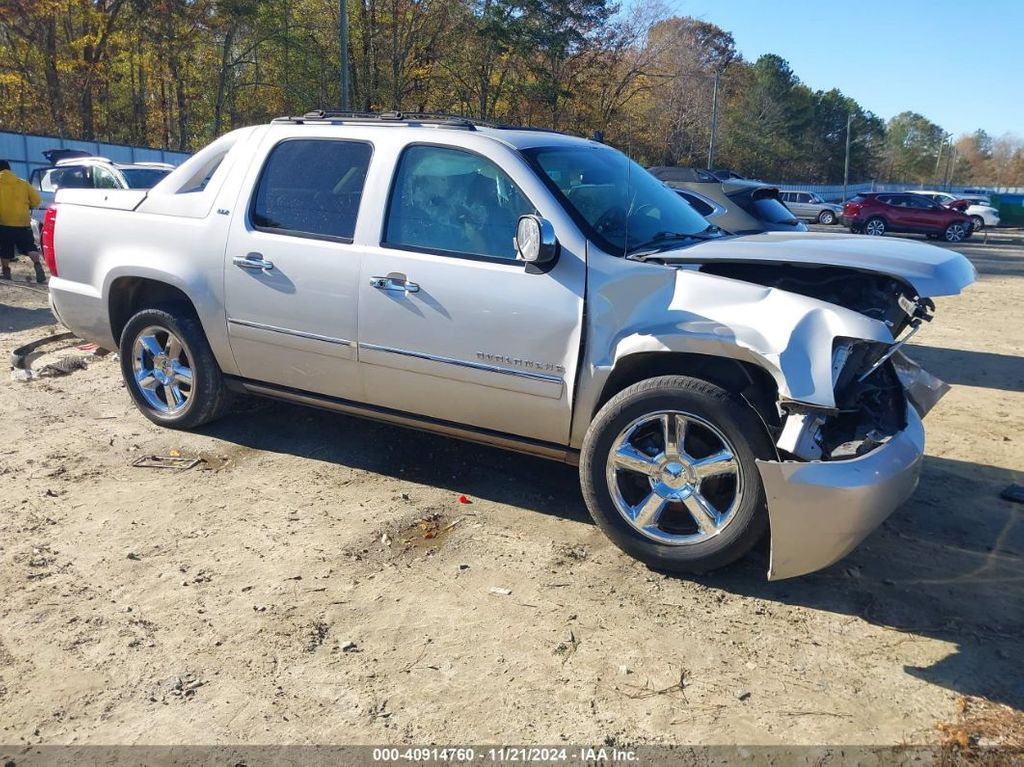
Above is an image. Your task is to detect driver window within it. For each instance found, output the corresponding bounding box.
[384,145,533,261]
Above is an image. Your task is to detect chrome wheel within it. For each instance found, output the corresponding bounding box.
[865,218,886,236]
[819,210,835,225]
[971,215,984,232]
[945,222,966,242]
[605,411,744,546]
[132,325,194,415]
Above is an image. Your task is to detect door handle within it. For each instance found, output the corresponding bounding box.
[233,253,275,272]
[370,275,419,293]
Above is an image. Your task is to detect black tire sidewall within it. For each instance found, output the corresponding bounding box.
[819,210,835,224]
[580,376,773,574]
[866,217,885,235]
[118,306,227,429]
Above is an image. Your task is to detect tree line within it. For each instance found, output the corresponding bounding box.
[1,0,1021,186]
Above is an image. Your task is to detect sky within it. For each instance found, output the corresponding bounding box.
[675,0,1024,138]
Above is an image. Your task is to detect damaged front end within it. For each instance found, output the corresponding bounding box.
[759,328,951,581]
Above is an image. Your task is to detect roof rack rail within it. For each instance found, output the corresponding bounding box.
[272,110,478,130]
[270,110,564,135]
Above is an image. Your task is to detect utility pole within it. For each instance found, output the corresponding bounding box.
[707,70,721,170]
[339,0,350,110]
[934,134,947,183]
[842,111,852,203]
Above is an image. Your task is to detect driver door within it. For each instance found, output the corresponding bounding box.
[356,144,585,446]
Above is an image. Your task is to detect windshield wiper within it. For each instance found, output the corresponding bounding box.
[626,227,721,259]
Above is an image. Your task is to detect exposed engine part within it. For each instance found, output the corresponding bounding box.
[776,412,825,460]
[698,262,919,330]
[823,343,907,458]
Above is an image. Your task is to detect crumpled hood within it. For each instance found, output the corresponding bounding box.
[678,231,977,298]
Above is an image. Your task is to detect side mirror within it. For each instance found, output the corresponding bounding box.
[514,215,558,264]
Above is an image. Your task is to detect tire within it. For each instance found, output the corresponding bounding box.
[580,375,773,575]
[971,215,984,232]
[943,221,968,243]
[818,210,836,225]
[864,217,886,236]
[119,305,231,429]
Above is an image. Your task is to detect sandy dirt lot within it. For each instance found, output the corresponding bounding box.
[0,231,1021,748]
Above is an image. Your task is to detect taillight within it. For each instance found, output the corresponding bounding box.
[843,202,862,215]
[42,206,58,277]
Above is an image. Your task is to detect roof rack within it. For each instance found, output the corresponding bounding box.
[270,110,563,135]
[272,111,478,130]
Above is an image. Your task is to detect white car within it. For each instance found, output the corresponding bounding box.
[908,190,1000,231]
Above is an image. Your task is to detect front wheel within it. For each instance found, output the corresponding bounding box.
[580,376,773,574]
[944,221,968,242]
[971,215,985,232]
[119,306,231,429]
[818,210,836,225]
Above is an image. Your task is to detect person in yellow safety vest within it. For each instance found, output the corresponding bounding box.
[0,159,47,283]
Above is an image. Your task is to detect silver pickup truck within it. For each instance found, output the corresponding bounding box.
[44,113,975,580]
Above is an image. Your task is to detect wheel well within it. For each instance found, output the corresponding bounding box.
[596,352,781,433]
[108,277,196,345]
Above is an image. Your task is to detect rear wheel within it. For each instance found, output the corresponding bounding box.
[818,210,836,225]
[864,217,886,236]
[580,376,773,574]
[119,306,231,429]
[944,221,968,242]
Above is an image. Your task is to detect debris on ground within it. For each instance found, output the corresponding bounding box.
[131,455,203,471]
[936,695,1024,750]
[488,587,512,596]
[736,689,752,701]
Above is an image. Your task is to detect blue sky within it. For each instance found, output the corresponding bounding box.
[674,0,1024,138]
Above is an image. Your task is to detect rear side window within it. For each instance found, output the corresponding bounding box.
[676,190,715,217]
[251,139,372,242]
[734,189,797,224]
[384,145,533,261]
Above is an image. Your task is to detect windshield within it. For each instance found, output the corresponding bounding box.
[120,168,171,189]
[522,145,716,255]
[809,193,823,203]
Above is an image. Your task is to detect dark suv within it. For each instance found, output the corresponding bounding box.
[843,192,973,242]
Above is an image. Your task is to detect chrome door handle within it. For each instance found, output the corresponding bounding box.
[370,276,419,293]
[233,253,275,271]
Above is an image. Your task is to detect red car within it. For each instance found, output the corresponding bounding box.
[843,192,973,242]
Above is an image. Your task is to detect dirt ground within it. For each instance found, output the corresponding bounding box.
[0,229,1022,749]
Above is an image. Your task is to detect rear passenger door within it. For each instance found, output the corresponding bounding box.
[223,136,371,400]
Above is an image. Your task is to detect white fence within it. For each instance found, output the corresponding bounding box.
[775,181,1024,202]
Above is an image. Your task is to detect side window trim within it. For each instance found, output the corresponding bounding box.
[248,137,374,245]
[380,142,537,265]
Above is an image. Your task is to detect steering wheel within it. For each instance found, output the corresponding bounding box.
[595,203,656,237]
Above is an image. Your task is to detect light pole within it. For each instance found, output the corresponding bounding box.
[842,111,852,203]
[707,69,721,170]
[339,0,350,110]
